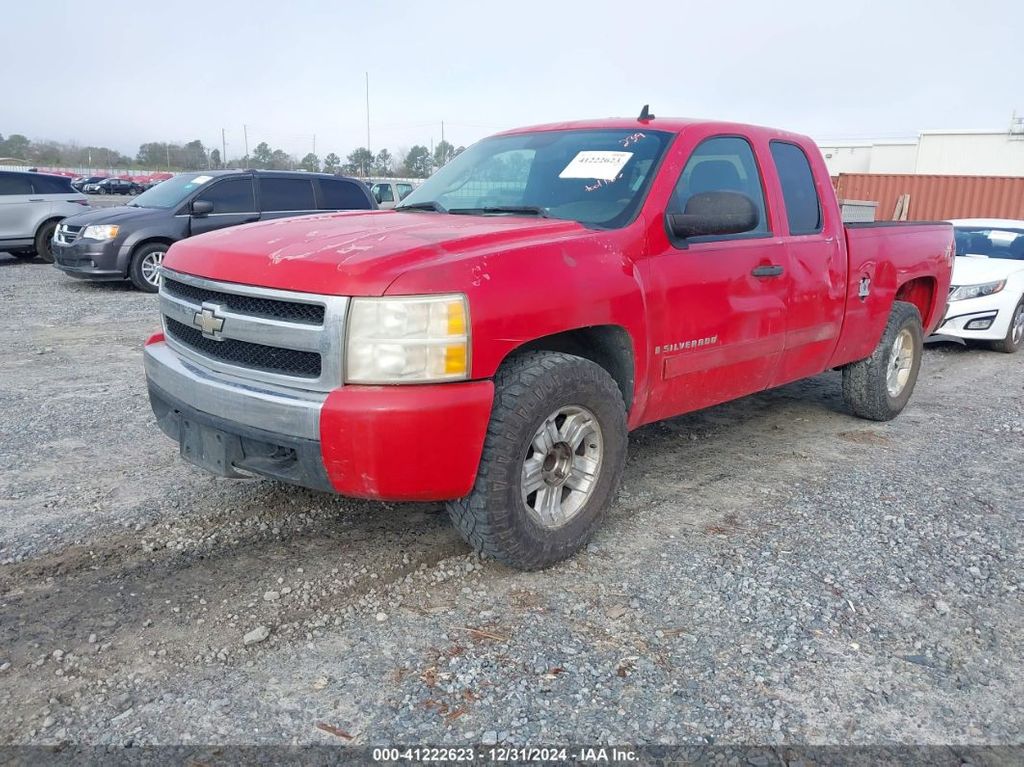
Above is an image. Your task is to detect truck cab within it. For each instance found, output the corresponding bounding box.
[144,115,953,569]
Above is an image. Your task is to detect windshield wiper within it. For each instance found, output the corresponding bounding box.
[395,201,448,213]
[449,206,549,218]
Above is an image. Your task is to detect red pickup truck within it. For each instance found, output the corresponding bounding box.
[144,115,953,569]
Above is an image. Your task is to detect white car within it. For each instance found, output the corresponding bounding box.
[934,218,1024,353]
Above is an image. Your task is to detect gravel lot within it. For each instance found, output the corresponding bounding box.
[0,254,1021,747]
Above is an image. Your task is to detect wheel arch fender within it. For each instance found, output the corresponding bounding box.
[118,234,178,275]
[498,325,638,416]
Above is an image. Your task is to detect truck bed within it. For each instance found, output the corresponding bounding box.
[829,221,954,367]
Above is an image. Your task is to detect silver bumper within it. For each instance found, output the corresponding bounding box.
[143,341,326,441]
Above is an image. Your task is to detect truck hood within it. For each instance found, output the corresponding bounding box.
[952,255,1024,285]
[63,204,164,227]
[162,210,590,295]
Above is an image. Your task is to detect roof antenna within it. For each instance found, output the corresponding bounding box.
[638,104,655,122]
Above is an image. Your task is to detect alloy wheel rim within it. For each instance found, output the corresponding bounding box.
[886,328,914,397]
[1012,305,1024,346]
[521,405,604,529]
[141,251,165,287]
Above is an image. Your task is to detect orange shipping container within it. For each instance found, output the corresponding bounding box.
[835,174,1024,222]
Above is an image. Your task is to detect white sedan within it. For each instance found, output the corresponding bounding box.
[933,218,1024,353]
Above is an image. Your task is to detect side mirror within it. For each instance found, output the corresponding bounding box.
[191,199,214,217]
[668,191,759,240]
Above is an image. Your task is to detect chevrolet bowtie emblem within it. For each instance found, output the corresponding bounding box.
[193,303,226,340]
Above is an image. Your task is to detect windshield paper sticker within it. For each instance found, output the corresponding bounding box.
[192,175,213,185]
[559,151,633,181]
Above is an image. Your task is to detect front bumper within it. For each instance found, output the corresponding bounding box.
[144,341,495,501]
[934,292,1012,341]
[52,238,124,280]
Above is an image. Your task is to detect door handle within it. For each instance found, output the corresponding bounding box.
[751,264,784,278]
[29,198,45,202]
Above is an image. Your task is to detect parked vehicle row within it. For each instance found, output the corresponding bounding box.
[72,175,166,194]
[141,114,955,570]
[51,169,377,291]
[10,115,1021,574]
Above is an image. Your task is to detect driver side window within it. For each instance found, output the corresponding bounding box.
[669,136,770,237]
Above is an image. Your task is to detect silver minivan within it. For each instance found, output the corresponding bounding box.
[0,171,89,262]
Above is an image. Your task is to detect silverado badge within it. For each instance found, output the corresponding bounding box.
[193,303,226,340]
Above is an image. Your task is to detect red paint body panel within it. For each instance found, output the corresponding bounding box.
[319,381,494,500]
[155,116,954,502]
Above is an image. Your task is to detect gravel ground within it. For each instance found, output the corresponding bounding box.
[0,256,1021,747]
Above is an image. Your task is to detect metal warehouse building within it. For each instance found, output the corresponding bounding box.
[818,120,1024,177]
[819,117,1024,220]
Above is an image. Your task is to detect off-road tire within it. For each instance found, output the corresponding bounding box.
[446,351,628,570]
[842,300,923,421]
[34,220,59,263]
[988,298,1024,354]
[128,243,166,293]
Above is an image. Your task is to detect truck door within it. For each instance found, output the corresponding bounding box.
[766,140,846,385]
[643,135,789,420]
[189,176,259,236]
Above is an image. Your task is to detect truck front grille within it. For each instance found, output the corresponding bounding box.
[165,318,322,378]
[163,277,326,325]
[158,268,349,391]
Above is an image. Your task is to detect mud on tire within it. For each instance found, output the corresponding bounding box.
[446,351,628,570]
[842,300,923,421]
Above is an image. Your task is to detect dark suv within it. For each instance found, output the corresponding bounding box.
[52,170,377,292]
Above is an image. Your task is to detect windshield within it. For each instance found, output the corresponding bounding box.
[131,173,217,209]
[954,226,1024,260]
[397,129,671,228]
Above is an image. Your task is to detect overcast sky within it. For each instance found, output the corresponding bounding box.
[4,0,1021,160]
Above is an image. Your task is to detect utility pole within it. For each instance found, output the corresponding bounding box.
[165,144,170,170]
[243,124,249,164]
[312,134,316,156]
[365,71,371,177]
[221,128,227,168]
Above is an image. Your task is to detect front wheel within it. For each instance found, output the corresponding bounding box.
[128,243,168,292]
[34,220,59,263]
[446,351,628,570]
[989,298,1024,354]
[842,300,923,421]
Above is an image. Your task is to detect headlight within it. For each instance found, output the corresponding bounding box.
[948,280,1005,301]
[82,224,120,241]
[345,295,469,383]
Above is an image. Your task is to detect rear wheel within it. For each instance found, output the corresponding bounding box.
[842,301,923,421]
[989,298,1024,354]
[446,351,628,570]
[128,243,168,292]
[34,220,59,263]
